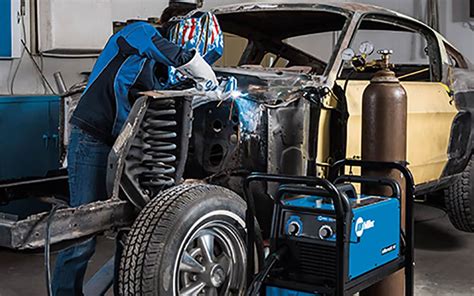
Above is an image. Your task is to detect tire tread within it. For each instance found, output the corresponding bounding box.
[445,157,474,232]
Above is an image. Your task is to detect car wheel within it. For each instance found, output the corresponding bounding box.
[118,183,262,295]
[445,156,474,232]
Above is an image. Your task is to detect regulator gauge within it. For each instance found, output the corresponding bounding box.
[359,41,375,56]
[341,48,356,61]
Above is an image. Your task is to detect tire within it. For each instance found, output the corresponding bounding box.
[445,156,474,232]
[118,183,262,296]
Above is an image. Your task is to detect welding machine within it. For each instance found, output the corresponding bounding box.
[244,159,414,296]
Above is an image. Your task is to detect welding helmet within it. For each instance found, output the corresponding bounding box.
[166,11,223,86]
[169,11,223,64]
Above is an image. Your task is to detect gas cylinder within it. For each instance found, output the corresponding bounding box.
[361,49,407,296]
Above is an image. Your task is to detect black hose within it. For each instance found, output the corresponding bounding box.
[44,199,68,296]
[45,205,59,296]
[246,246,288,296]
[343,70,355,96]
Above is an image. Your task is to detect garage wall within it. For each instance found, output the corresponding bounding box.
[345,0,474,63]
[258,0,473,66]
[0,0,249,96]
[0,0,472,96]
[287,0,473,66]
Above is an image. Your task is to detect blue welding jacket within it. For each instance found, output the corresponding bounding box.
[71,22,193,145]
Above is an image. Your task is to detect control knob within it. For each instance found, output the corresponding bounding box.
[319,225,333,239]
[287,221,301,236]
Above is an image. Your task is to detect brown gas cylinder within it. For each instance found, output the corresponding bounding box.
[360,50,407,296]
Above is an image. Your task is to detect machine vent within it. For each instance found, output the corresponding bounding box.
[298,241,337,283]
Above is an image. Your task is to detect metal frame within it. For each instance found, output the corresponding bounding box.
[0,199,135,250]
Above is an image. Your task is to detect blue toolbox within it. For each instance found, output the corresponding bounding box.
[244,159,415,296]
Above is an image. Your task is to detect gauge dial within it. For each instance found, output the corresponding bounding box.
[341,48,355,61]
[359,41,375,55]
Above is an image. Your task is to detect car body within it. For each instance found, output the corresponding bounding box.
[181,1,474,231]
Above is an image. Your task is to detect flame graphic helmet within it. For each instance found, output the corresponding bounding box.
[168,11,223,65]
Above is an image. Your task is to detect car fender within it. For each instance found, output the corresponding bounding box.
[443,90,474,177]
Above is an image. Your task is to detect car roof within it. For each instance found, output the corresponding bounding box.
[212,1,401,16]
[211,1,460,53]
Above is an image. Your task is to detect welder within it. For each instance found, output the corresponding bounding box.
[51,8,220,296]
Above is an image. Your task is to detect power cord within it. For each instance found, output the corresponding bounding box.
[246,246,288,296]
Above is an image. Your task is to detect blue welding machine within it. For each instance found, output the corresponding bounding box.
[285,190,399,276]
[266,188,400,296]
[244,160,415,296]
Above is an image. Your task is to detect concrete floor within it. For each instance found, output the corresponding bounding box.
[0,204,473,296]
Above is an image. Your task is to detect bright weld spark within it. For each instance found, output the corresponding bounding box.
[231,91,249,99]
[230,91,243,99]
[218,91,248,107]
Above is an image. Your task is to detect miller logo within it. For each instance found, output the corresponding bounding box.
[355,217,375,237]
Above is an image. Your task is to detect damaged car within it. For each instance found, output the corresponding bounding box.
[1,2,473,295]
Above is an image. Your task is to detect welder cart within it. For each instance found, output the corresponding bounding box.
[244,159,415,296]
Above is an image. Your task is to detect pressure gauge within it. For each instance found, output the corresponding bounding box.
[359,41,375,56]
[341,48,356,61]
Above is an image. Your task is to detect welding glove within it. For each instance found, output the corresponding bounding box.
[177,50,219,92]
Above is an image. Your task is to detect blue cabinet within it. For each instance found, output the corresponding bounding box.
[0,95,61,181]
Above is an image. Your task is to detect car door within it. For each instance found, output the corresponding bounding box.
[340,16,457,185]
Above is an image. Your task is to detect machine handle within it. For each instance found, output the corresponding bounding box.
[334,175,402,198]
[330,159,414,185]
[275,184,349,221]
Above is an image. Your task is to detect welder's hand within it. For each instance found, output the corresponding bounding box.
[176,51,218,92]
[208,77,238,100]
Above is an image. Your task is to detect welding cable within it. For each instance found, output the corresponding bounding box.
[246,246,288,296]
[343,69,355,96]
[44,199,68,296]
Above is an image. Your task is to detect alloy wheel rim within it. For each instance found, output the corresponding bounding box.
[176,219,247,296]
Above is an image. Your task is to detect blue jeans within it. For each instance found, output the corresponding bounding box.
[52,126,111,296]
